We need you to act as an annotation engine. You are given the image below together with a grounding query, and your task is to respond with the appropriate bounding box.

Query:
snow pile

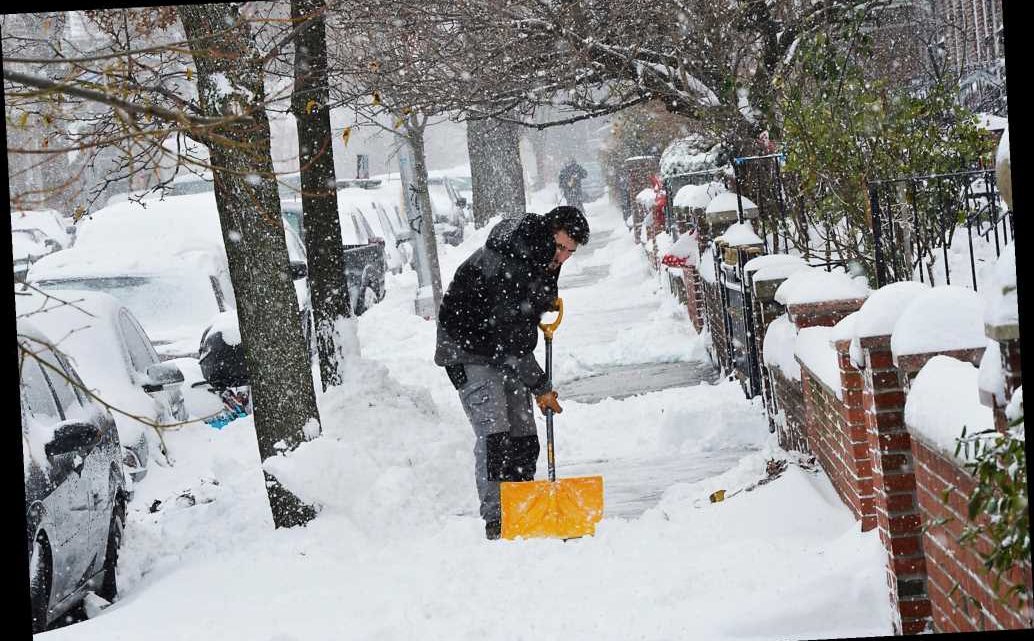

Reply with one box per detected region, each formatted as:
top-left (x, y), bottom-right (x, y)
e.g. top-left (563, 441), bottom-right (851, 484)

top-left (705, 191), bottom-right (757, 218)
top-left (659, 135), bottom-right (723, 178)
top-left (715, 221), bottom-right (763, 247)
top-left (665, 232), bottom-right (700, 264)
top-left (795, 326), bottom-right (842, 398)
top-left (763, 314), bottom-right (801, 381)
top-left (997, 127), bottom-right (1012, 209)
top-left (636, 187), bottom-right (656, 208)
top-left (904, 355), bottom-right (994, 463)
top-left (977, 338), bottom-right (1006, 407)
top-left (853, 281), bottom-right (929, 338)
top-left (1006, 385), bottom-right (1023, 424)
top-left (890, 285), bottom-right (985, 358)
top-left (831, 312), bottom-right (864, 369)
top-left (698, 246), bottom-right (717, 283)
top-left (983, 242), bottom-right (1018, 328)
top-left (774, 268), bottom-right (868, 306)
top-left (743, 253), bottom-right (805, 274)
top-left (673, 182), bottom-right (723, 210)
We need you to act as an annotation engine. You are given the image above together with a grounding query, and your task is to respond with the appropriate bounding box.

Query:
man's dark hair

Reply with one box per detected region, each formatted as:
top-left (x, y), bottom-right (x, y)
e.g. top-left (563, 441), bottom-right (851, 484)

top-left (544, 206), bottom-right (590, 245)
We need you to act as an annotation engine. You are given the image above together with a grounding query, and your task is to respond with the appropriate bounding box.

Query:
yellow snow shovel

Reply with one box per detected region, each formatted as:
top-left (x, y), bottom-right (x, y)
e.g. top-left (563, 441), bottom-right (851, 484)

top-left (500, 298), bottom-right (604, 540)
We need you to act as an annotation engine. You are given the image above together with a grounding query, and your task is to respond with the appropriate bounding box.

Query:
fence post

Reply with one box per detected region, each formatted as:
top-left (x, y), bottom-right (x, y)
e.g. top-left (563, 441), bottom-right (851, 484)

top-left (868, 183), bottom-right (887, 288)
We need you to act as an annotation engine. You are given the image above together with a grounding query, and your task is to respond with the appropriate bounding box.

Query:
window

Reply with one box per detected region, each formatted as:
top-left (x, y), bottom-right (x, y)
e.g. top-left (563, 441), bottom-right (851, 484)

top-left (20, 353), bottom-right (61, 421)
top-left (119, 309), bottom-right (159, 374)
top-left (34, 346), bottom-right (82, 419)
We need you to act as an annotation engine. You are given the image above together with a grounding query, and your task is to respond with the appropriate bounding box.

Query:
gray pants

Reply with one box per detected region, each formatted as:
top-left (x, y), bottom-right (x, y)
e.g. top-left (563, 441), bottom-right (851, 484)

top-left (456, 364), bottom-right (540, 523)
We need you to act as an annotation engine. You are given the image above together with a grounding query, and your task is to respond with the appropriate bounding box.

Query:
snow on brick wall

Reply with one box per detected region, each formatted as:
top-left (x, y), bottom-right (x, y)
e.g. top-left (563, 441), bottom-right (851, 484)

top-left (771, 366), bottom-right (808, 454)
top-left (796, 326), bottom-right (842, 399)
top-left (891, 286), bottom-right (985, 359)
top-left (904, 356), bottom-right (994, 464)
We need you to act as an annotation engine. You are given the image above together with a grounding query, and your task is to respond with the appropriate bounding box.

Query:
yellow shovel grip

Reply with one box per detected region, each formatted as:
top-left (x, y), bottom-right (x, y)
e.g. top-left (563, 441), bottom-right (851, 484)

top-left (539, 297), bottom-right (564, 340)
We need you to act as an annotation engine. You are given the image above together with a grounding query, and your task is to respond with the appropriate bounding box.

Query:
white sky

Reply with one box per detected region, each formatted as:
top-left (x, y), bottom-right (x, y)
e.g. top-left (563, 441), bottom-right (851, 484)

top-left (39, 191), bottom-right (894, 641)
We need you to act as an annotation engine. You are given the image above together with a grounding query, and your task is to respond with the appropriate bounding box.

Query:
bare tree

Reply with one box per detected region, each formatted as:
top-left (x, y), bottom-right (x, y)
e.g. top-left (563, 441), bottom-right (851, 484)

top-left (5, 4), bottom-right (324, 527)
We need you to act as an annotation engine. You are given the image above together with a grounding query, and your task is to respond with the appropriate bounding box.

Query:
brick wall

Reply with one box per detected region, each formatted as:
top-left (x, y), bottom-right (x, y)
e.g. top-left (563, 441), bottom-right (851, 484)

top-left (701, 278), bottom-right (732, 373)
top-left (771, 367), bottom-right (808, 453)
top-left (859, 334), bottom-right (932, 634)
top-left (682, 265), bottom-right (705, 332)
top-left (835, 339), bottom-right (876, 531)
top-left (911, 434), bottom-right (1033, 632)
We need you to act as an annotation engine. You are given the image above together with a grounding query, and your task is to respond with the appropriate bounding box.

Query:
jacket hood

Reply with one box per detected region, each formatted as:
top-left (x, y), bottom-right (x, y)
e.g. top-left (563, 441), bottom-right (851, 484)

top-left (485, 214), bottom-right (554, 270)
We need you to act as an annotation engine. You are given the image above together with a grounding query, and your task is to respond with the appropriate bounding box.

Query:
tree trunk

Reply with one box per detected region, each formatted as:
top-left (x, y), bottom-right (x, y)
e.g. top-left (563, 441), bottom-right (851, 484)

top-left (466, 116), bottom-right (526, 228)
top-left (178, 3), bottom-right (319, 528)
top-left (290, 0), bottom-right (352, 390)
top-left (526, 128), bottom-right (548, 191)
top-left (405, 125), bottom-right (444, 311)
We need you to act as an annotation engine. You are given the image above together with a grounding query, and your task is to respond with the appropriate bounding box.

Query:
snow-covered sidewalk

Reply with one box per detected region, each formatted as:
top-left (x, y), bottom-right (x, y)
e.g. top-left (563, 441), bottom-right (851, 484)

top-left (44, 194), bottom-right (895, 640)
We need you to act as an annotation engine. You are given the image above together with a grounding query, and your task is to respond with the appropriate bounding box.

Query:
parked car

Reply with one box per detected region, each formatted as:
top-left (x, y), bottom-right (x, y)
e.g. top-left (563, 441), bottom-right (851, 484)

top-left (20, 318), bottom-right (128, 632)
top-left (26, 192), bottom-right (313, 360)
top-left (280, 198), bottom-right (387, 316)
top-left (11, 209), bottom-right (76, 249)
top-left (16, 288), bottom-right (189, 483)
top-left (12, 228), bottom-right (62, 281)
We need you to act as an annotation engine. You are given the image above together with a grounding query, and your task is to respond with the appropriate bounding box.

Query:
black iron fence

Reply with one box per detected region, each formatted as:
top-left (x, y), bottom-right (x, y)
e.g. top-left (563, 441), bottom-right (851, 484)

top-left (867, 168), bottom-right (1012, 289)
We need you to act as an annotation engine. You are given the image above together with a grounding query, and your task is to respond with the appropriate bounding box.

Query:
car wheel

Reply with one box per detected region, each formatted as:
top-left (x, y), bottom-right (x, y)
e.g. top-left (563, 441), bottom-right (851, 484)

top-left (96, 500), bottom-right (125, 602)
top-left (30, 534), bottom-right (51, 633)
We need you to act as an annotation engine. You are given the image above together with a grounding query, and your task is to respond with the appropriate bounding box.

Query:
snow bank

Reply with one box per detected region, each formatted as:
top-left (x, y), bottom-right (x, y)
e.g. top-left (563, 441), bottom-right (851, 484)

top-left (795, 326), bottom-right (842, 398)
top-left (636, 187), bottom-right (656, 208)
top-left (774, 268), bottom-right (868, 306)
top-left (904, 355), bottom-right (994, 463)
top-left (666, 232), bottom-right (700, 264)
top-left (890, 285), bottom-right (984, 358)
top-left (743, 253), bottom-right (805, 274)
top-left (763, 314), bottom-right (801, 380)
top-left (698, 246), bottom-right (717, 284)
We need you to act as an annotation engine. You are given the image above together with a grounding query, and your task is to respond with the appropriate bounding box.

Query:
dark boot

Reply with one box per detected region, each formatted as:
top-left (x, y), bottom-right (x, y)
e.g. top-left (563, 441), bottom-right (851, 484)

top-left (485, 519), bottom-right (501, 540)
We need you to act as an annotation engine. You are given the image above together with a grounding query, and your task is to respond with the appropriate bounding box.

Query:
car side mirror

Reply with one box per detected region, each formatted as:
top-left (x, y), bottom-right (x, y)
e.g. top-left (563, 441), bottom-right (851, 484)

top-left (45, 421), bottom-right (102, 457)
top-left (289, 261), bottom-right (308, 280)
top-left (142, 362), bottom-right (185, 393)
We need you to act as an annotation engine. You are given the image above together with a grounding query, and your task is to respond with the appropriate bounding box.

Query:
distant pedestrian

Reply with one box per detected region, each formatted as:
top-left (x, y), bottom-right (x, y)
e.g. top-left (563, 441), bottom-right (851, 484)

top-left (558, 158), bottom-right (588, 212)
top-left (434, 206), bottom-right (590, 539)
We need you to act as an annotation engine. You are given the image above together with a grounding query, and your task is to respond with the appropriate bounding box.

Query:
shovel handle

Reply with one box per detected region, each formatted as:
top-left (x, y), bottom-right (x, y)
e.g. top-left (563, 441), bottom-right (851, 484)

top-left (539, 298), bottom-right (564, 341)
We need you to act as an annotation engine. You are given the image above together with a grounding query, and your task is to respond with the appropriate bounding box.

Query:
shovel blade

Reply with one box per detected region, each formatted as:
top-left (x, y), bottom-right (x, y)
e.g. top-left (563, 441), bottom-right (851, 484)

top-left (500, 476), bottom-right (604, 540)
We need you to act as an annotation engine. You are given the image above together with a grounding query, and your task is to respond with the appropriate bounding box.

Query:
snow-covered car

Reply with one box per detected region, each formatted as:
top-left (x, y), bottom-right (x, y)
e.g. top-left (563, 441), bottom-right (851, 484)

top-left (26, 192), bottom-right (313, 360)
top-left (11, 209), bottom-right (76, 249)
top-left (19, 318), bottom-right (128, 633)
top-left (16, 288), bottom-right (188, 483)
top-left (281, 193), bottom-right (389, 316)
top-left (12, 228), bottom-right (62, 281)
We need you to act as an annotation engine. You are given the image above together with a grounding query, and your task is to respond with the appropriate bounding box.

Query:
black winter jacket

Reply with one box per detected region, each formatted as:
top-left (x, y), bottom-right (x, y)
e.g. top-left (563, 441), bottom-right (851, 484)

top-left (435, 214), bottom-right (559, 391)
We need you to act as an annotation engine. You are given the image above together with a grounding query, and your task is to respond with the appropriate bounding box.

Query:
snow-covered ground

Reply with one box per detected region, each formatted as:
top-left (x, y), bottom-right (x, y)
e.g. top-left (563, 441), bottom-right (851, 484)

top-left (42, 192), bottom-right (894, 640)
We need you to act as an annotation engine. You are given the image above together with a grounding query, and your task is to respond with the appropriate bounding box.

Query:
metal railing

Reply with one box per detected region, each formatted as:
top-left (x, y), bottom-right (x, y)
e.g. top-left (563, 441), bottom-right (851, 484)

top-left (867, 168), bottom-right (1011, 289)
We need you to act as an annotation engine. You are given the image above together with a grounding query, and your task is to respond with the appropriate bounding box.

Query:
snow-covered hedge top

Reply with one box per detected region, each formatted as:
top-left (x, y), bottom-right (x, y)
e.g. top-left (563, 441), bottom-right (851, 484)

top-left (763, 314), bottom-right (800, 381)
top-left (699, 246), bottom-right (717, 283)
top-left (716, 221), bottom-right (764, 247)
top-left (659, 135), bottom-right (722, 178)
top-left (795, 326), bottom-right (842, 398)
top-left (774, 268), bottom-right (868, 306)
top-left (673, 183), bottom-right (722, 210)
top-left (705, 192), bottom-right (757, 217)
top-left (890, 285), bottom-right (985, 358)
top-left (667, 232), bottom-right (700, 262)
top-left (853, 281), bottom-right (929, 339)
top-left (743, 253), bottom-right (805, 274)
top-left (904, 355), bottom-right (994, 464)
top-left (636, 187), bottom-right (656, 208)
top-left (978, 338), bottom-right (1006, 407)
top-left (984, 242), bottom-right (1017, 328)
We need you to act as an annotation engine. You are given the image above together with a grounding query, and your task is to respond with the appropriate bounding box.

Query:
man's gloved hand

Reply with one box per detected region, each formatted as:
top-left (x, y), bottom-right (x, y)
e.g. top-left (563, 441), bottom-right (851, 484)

top-left (535, 390), bottom-right (562, 415)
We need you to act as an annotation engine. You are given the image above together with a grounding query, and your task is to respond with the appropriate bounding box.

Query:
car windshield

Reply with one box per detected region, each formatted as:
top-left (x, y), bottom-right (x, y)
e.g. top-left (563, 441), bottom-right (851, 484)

top-left (33, 275), bottom-right (223, 336)
top-left (448, 176), bottom-right (473, 191)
